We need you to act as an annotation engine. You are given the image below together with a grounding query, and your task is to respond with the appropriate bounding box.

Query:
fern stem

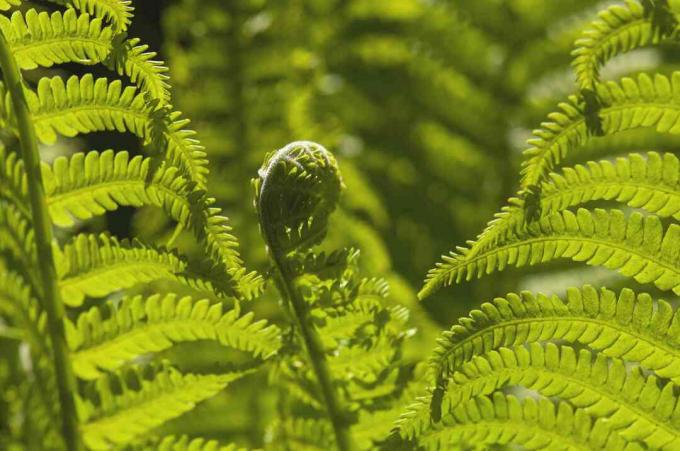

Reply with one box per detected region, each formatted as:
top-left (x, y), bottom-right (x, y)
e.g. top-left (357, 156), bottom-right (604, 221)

top-left (0, 31), bottom-right (82, 451)
top-left (270, 253), bottom-right (353, 451)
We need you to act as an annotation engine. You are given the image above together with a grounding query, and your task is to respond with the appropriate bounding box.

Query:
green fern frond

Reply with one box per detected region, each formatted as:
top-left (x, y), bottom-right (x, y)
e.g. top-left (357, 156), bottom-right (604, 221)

top-left (542, 151), bottom-right (680, 218)
top-left (0, 201), bottom-right (35, 283)
top-left (457, 151), bottom-right (680, 265)
top-left (398, 393), bottom-right (642, 450)
top-left (105, 35), bottom-right (170, 104)
top-left (130, 435), bottom-right (246, 451)
top-left (21, 74), bottom-right (208, 188)
top-left (520, 72), bottom-right (680, 192)
top-left (571, 0), bottom-right (673, 92)
top-left (0, 9), bottom-right (112, 70)
top-left (40, 149), bottom-right (258, 298)
top-left (43, 149), bottom-right (190, 227)
top-left (79, 364), bottom-right (247, 450)
top-left (431, 286), bottom-right (680, 387)
top-left (49, 0), bottom-right (133, 32)
top-left (421, 208), bottom-right (680, 298)
top-left (438, 343), bottom-right (680, 449)
top-left (0, 267), bottom-right (47, 355)
top-left (0, 147), bottom-right (29, 218)
top-left (67, 293), bottom-right (280, 379)
top-left (55, 233), bottom-right (186, 307)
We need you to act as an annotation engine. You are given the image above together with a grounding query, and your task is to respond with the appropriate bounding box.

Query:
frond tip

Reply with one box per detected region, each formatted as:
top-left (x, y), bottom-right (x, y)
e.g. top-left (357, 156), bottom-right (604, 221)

top-left (254, 141), bottom-right (344, 253)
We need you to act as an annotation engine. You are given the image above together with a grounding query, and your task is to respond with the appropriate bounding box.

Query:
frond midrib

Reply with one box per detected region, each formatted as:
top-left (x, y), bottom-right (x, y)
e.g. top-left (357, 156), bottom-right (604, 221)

top-left (432, 315), bottom-right (680, 378)
top-left (446, 366), bottom-right (678, 438)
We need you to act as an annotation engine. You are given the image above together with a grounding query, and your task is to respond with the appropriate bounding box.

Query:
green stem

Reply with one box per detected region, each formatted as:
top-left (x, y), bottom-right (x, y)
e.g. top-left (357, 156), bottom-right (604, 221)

top-left (257, 181), bottom-right (351, 451)
top-left (0, 31), bottom-right (82, 451)
top-left (271, 253), bottom-right (353, 451)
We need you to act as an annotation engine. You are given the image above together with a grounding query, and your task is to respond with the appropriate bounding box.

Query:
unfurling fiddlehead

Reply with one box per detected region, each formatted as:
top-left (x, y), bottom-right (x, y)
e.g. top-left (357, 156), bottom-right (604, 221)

top-left (255, 141), bottom-right (351, 450)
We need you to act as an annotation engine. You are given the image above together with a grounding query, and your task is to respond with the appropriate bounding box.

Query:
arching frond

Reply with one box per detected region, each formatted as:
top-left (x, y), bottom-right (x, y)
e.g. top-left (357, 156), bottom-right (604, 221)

top-left (67, 293), bottom-right (280, 379)
top-left (79, 364), bottom-right (247, 450)
top-left (421, 208), bottom-right (680, 298)
top-left (106, 36), bottom-right (170, 104)
top-left (43, 149), bottom-right (191, 227)
top-left (454, 151), bottom-right (680, 268)
top-left (520, 72), bottom-right (680, 192)
top-left (23, 75), bottom-right (208, 188)
top-left (437, 343), bottom-right (680, 449)
top-left (55, 233), bottom-right (186, 307)
top-left (431, 286), bottom-right (680, 387)
top-left (571, 0), bottom-right (672, 92)
top-left (397, 393), bottom-right (642, 450)
top-left (541, 151), bottom-right (680, 219)
top-left (0, 9), bottom-right (112, 70)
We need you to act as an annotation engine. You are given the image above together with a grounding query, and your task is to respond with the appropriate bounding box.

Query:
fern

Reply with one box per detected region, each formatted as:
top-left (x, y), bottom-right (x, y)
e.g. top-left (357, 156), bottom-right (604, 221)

top-left (0, 1), bottom-right (271, 449)
top-left (78, 364), bottom-right (249, 449)
top-left (67, 293), bottom-right (280, 379)
top-left (411, 0), bottom-right (680, 449)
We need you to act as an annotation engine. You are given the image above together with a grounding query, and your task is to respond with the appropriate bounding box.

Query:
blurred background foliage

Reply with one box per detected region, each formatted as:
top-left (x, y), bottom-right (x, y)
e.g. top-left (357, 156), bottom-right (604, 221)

top-left (18, 0), bottom-right (680, 447)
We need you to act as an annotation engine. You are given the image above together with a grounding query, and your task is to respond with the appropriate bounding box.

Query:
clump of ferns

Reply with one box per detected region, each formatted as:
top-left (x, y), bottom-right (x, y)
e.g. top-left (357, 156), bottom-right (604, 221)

top-left (253, 141), bottom-right (423, 451)
top-left (0, 1), bottom-right (277, 450)
top-left (393, 0), bottom-right (680, 449)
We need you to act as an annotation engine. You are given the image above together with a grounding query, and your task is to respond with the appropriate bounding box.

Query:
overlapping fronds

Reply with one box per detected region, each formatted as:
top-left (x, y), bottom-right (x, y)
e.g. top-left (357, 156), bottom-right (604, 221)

top-left (55, 233), bottom-right (186, 306)
top-left (79, 364), bottom-right (248, 450)
top-left (521, 72), bottom-right (680, 191)
top-left (0, 9), bottom-right (112, 69)
top-left (67, 293), bottom-right (280, 379)
top-left (0, 1), bottom-right (266, 449)
top-left (43, 150), bottom-right (191, 227)
top-left (422, 207), bottom-right (680, 298)
top-left (398, 393), bottom-right (644, 450)
top-left (571, 0), bottom-right (678, 92)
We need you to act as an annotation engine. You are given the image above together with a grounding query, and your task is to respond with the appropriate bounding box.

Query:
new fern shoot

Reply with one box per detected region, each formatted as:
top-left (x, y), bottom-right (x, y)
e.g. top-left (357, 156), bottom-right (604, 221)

top-left (4, 0), bottom-right (680, 450)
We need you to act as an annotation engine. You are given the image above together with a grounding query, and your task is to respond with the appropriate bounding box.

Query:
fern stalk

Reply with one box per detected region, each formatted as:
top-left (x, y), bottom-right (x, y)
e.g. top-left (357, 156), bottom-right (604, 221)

top-left (268, 245), bottom-right (352, 451)
top-left (256, 145), bottom-right (352, 451)
top-left (0, 29), bottom-right (82, 451)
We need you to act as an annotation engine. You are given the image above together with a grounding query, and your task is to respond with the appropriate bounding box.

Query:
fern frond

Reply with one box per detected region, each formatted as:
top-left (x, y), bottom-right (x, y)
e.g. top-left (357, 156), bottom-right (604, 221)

top-left (106, 36), bottom-right (170, 104)
top-left (431, 286), bottom-right (680, 387)
top-left (439, 343), bottom-right (680, 449)
top-left (130, 435), bottom-right (246, 451)
top-left (23, 75), bottom-right (208, 188)
top-left (0, 147), bottom-right (29, 218)
top-left (571, 0), bottom-right (673, 92)
top-left (457, 151), bottom-right (680, 265)
top-left (79, 364), bottom-right (247, 450)
top-left (0, 267), bottom-right (47, 355)
top-left (67, 293), bottom-right (280, 379)
top-left (55, 233), bottom-right (186, 307)
top-left (0, 201), bottom-right (35, 284)
top-left (421, 208), bottom-right (680, 298)
top-left (43, 150), bottom-right (191, 227)
top-left (398, 393), bottom-right (641, 450)
top-left (269, 418), bottom-right (334, 451)
top-left (520, 72), bottom-right (680, 191)
top-left (50, 0), bottom-right (133, 32)
top-left (0, 9), bottom-right (112, 70)
top-left (542, 151), bottom-right (680, 219)
top-left (41, 149), bottom-right (258, 298)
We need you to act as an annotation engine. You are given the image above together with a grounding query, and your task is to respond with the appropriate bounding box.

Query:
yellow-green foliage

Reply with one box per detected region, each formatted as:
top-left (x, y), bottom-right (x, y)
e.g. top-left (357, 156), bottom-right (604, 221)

top-left (5, 0), bottom-right (680, 450)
